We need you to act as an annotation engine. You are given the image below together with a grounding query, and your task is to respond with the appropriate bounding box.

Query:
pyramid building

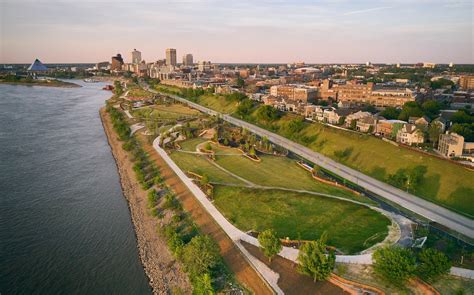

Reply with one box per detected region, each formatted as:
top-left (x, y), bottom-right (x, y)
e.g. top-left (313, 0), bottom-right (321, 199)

top-left (27, 59), bottom-right (48, 72)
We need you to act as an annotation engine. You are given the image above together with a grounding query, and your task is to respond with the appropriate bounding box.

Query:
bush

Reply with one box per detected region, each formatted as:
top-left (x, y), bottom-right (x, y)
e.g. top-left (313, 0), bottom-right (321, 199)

top-left (417, 248), bottom-right (451, 281)
top-left (373, 247), bottom-right (416, 284)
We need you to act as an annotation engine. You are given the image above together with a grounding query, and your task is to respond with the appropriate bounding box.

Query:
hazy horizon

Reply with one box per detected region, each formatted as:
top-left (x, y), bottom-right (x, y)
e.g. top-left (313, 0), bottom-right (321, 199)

top-left (1, 0), bottom-right (473, 64)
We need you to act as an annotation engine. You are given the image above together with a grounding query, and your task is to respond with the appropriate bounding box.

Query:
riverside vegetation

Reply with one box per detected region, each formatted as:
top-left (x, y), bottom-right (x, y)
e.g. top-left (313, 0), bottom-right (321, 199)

top-left (106, 103), bottom-right (240, 294)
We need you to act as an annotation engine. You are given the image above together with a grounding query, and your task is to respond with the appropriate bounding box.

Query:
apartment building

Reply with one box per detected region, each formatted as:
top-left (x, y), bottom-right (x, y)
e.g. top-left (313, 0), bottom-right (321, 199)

top-left (270, 85), bottom-right (317, 103)
top-left (438, 133), bottom-right (474, 158)
top-left (459, 75), bottom-right (474, 90)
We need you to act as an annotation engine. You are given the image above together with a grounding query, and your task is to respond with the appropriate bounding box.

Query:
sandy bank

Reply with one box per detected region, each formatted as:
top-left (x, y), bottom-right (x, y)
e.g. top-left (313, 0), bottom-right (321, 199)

top-left (99, 107), bottom-right (191, 294)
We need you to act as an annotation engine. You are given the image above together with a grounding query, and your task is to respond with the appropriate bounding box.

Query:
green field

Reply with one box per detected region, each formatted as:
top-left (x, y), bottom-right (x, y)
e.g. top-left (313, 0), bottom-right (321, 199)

top-left (197, 95), bottom-right (239, 114)
top-left (132, 104), bottom-right (200, 120)
top-left (261, 114), bottom-right (474, 218)
top-left (213, 186), bottom-right (391, 254)
top-left (215, 152), bottom-right (370, 203)
top-left (169, 151), bottom-right (243, 185)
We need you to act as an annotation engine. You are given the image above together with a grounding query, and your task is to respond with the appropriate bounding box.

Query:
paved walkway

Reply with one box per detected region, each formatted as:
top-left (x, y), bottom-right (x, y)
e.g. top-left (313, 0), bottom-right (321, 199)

top-left (130, 123), bottom-right (144, 135)
top-left (144, 84), bottom-right (474, 239)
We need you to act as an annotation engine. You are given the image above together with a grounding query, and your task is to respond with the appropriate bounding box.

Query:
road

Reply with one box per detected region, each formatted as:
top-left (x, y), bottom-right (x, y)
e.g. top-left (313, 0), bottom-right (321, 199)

top-left (143, 83), bottom-right (474, 239)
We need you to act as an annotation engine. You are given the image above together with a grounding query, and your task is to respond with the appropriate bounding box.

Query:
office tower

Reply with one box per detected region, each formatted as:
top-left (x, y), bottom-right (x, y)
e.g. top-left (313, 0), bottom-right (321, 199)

top-left (166, 48), bottom-right (177, 66)
top-left (131, 49), bottom-right (142, 64)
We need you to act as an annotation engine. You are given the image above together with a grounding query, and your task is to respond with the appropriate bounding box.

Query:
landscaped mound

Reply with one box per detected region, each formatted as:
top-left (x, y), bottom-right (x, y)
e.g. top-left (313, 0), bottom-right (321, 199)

top-left (213, 185), bottom-right (391, 254)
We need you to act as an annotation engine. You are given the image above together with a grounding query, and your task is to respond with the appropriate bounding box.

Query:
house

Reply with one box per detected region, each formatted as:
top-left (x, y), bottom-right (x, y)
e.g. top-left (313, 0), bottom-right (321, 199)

top-left (323, 108), bottom-right (353, 125)
top-left (357, 116), bottom-right (378, 133)
top-left (431, 117), bottom-right (448, 132)
top-left (376, 119), bottom-right (407, 138)
top-left (344, 111), bottom-right (373, 128)
top-left (396, 124), bottom-right (425, 146)
top-left (438, 133), bottom-right (474, 158)
top-left (409, 116), bottom-right (431, 128)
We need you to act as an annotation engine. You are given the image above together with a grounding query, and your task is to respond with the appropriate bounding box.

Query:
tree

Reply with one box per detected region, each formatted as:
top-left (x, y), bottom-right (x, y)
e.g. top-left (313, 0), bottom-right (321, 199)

top-left (350, 119), bottom-right (357, 130)
top-left (451, 123), bottom-right (474, 141)
top-left (380, 107), bottom-right (401, 120)
top-left (297, 233), bottom-right (335, 282)
top-left (428, 122), bottom-right (443, 147)
top-left (182, 235), bottom-right (220, 276)
top-left (236, 99), bottom-right (254, 118)
top-left (422, 100), bottom-right (442, 119)
top-left (205, 142), bottom-right (212, 151)
top-left (373, 247), bottom-right (416, 284)
top-left (255, 105), bottom-right (280, 123)
top-left (417, 248), bottom-right (451, 281)
top-left (258, 229), bottom-right (282, 262)
top-left (451, 110), bottom-right (473, 124)
top-left (398, 101), bottom-right (423, 121)
top-left (363, 104), bottom-right (377, 114)
top-left (236, 77), bottom-right (245, 88)
top-left (193, 273), bottom-right (214, 295)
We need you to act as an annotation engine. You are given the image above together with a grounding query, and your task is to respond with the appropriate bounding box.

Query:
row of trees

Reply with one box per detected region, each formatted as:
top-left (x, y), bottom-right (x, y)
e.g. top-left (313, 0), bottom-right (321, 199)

top-left (258, 229), bottom-right (451, 286)
top-left (107, 104), bottom-right (226, 293)
top-left (373, 246), bottom-right (451, 285)
top-left (258, 230), bottom-right (335, 282)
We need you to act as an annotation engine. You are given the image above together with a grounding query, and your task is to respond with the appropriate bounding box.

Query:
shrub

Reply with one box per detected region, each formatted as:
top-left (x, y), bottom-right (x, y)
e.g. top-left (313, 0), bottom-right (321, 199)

top-left (417, 248), bottom-right (451, 281)
top-left (373, 247), bottom-right (416, 284)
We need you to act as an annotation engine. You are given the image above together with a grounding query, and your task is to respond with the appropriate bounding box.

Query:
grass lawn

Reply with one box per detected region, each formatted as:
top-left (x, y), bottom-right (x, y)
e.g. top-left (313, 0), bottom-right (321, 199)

top-left (132, 104), bottom-right (200, 121)
top-left (197, 94), bottom-right (239, 114)
top-left (178, 138), bottom-right (206, 151)
top-left (268, 116), bottom-right (474, 218)
top-left (213, 186), bottom-right (391, 254)
top-left (169, 151), bottom-right (243, 185)
top-left (215, 153), bottom-right (373, 204)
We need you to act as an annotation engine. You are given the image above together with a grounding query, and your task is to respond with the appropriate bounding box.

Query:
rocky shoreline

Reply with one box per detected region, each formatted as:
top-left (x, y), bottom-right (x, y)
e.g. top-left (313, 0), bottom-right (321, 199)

top-left (99, 107), bottom-right (191, 294)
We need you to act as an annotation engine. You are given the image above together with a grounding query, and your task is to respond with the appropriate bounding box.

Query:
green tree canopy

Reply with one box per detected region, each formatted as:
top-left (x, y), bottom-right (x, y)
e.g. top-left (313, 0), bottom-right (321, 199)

top-left (258, 229), bottom-right (282, 262)
top-left (450, 123), bottom-right (474, 142)
top-left (255, 105), bottom-right (280, 123)
top-left (193, 273), bottom-right (215, 295)
top-left (417, 248), bottom-right (451, 282)
top-left (373, 247), bottom-right (416, 284)
top-left (183, 235), bottom-right (220, 276)
top-left (380, 107), bottom-right (401, 120)
top-left (398, 101), bottom-right (423, 121)
top-left (422, 100), bottom-right (442, 119)
top-left (297, 232), bottom-right (335, 282)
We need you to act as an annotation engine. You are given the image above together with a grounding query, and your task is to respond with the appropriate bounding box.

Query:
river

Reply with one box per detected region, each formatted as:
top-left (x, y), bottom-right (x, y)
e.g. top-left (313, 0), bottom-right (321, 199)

top-left (0, 80), bottom-right (151, 294)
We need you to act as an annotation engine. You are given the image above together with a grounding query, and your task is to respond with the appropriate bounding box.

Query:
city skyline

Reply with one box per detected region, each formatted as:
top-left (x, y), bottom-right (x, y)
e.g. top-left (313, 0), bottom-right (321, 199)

top-left (1, 0), bottom-right (473, 64)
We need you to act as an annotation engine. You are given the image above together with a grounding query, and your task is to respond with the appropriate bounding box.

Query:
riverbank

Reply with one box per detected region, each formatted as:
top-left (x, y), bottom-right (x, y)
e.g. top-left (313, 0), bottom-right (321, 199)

top-left (99, 107), bottom-right (191, 294)
top-left (0, 79), bottom-right (81, 88)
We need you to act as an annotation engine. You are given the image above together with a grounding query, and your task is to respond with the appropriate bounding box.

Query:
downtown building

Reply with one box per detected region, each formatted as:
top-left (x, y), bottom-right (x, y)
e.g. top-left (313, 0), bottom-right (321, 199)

top-left (270, 85), bottom-right (317, 103)
top-left (166, 48), bottom-right (177, 67)
top-left (182, 54), bottom-right (193, 66)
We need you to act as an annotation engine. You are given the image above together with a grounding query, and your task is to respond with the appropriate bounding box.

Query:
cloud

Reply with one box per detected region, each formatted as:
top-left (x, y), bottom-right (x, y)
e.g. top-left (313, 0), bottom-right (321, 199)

top-left (343, 6), bottom-right (392, 16)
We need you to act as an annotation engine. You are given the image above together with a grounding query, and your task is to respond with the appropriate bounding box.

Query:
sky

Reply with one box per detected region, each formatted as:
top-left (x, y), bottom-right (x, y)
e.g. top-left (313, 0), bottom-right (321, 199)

top-left (0, 0), bottom-right (473, 64)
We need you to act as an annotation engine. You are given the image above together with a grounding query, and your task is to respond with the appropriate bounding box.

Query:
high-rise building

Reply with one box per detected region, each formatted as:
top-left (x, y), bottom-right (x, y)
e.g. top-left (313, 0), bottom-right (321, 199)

top-left (166, 48), bottom-right (177, 67)
top-left (111, 53), bottom-right (124, 71)
top-left (182, 54), bottom-right (193, 66)
top-left (131, 49), bottom-right (141, 64)
top-left (459, 75), bottom-right (474, 90)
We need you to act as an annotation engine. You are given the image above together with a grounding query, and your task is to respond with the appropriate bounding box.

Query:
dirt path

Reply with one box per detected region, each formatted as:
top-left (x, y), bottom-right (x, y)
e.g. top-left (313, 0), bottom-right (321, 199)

top-left (241, 241), bottom-right (347, 295)
top-left (100, 108), bottom-right (192, 294)
top-left (137, 133), bottom-right (273, 295)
